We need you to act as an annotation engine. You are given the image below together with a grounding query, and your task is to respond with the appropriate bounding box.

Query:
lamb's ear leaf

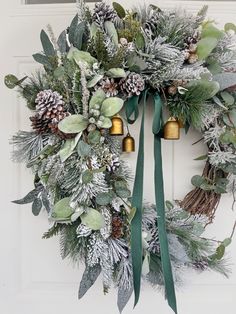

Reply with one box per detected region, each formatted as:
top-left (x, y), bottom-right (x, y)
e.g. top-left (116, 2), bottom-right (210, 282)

top-left (57, 30), bottom-right (69, 53)
top-left (101, 97), bottom-right (124, 117)
top-left (12, 189), bottom-right (39, 205)
top-left (69, 14), bottom-right (79, 45)
top-left (104, 21), bottom-right (118, 46)
top-left (40, 30), bottom-right (55, 56)
top-left (32, 198), bottom-right (42, 216)
top-left (32, 53), bottom-right (52, 68)
top-left (197, 37), bottom-right (218, 60)
top-left (80, 208), bottom-right (105, 230)
top-left (58, 114), bottom-right (88, 134)
top-left (78, 265), bottom-right (101, 299)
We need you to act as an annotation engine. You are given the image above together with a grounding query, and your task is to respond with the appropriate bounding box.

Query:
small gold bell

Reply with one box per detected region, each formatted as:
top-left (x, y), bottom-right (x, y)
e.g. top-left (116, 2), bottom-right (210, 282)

top-left (122, 133), bottom-right (135, 152)
top-left (164, 117), bottom-right (180, 140)
top-left (109, 115), bottom-right (124, 136)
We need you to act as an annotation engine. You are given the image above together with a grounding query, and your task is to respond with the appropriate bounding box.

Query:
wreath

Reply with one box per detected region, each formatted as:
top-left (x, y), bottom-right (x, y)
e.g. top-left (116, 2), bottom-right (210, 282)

top-left (5, 1), bottom-right (236, 313)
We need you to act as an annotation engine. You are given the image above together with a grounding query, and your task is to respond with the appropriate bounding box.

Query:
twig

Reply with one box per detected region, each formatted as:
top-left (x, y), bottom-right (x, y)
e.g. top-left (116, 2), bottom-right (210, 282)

top-left (230, 220), bottom-right (236, 240)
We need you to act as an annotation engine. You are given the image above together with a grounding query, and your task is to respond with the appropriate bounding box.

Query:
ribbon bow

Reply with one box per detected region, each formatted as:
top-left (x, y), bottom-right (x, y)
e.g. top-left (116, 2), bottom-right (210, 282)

top-left (126, 90), bottom-right (177, 314)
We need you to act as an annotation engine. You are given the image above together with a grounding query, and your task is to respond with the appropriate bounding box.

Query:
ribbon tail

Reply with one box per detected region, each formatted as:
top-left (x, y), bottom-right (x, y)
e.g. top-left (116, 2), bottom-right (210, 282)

top-left (130, 90), bottom-right (148, 307)
top-left (152, 94), bottom-right (178, 314)
top-left (154, 135), bottom-right (177, 314)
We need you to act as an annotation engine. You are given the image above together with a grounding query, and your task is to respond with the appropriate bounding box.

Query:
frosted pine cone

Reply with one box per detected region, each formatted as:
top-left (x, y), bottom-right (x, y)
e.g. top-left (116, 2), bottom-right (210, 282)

top-left (111, 215), bottom-right (123, 239)
top-left (120, 73), bottom-right (145, 98)
top-left (30, 89), bottom-right (70, 138)
top-left (92, 2), bottom-right (117, 25)
top-left (98, 77), bottom-right (119, 97)
top-left (193, 260), bottom-right (209, 271)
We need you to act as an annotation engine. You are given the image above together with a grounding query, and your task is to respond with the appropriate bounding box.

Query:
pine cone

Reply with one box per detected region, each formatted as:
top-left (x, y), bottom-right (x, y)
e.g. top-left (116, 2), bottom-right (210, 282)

top-left (30, 89), bottom-right (71, 138)
top-left (92, 2), bottom-right (117, 25)
top-left (120, 73), bottom-right (145, 98)
top-left (193, 260), bottom-right (209, 271)
top-left (111, 215), bottom-right (123, 239)
top-left (98, 77), bottom-right (119, 97)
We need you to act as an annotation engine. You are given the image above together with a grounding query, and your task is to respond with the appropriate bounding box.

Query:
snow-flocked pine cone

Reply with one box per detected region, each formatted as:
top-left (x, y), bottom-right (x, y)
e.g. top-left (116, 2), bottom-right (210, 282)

top-left (111, 215), bottom-right (123, 239)
top-left (120, 73), bottom-right (145, 98)
top-left (92, 2), bottom-right (117, 25)
top-left (97, 77), bottom-right (119, 97)
top-left (30, 89), bottom-right (71, 138)
top-left (192, 260), bottom-right (209, 271)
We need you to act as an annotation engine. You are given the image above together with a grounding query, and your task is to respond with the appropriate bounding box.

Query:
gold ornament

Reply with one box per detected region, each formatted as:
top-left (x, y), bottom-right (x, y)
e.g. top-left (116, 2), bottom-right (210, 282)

top-left (109, 115), bottom-right (124, 136)
top-left (122, 133), bottom-right (135, 152)
top-left (164, 117), bottom-right (180, 140)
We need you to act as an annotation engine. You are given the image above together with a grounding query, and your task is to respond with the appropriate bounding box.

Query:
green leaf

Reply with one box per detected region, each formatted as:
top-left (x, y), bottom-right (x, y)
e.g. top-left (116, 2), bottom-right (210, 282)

top-left (74, 22), bottom-right (86, 50)
top-left (68, 47), bottom-right (97, 67)
top-left (185, 80), bottom-right (220, 103)
top-left (165, 200), bottom-right (174, 210)
top-left (207, 59), bottom-right (222, 75)
top-left (201, 23), bottom-right (224, 40)
top-left (51, 197), bottom-right (73, 220)
top-left (101, 97), bottom-right (124, 117)
top-left (4, 74), bottom-right (26, 89)
top-left (100, 117), bottom-right (112, 128)
top-left (200, 183), bottom-right (215, 191)
top-left (116, 188), bottom-right (131, 198)
top-left (58, 114), bottom-right (88, 134)
top-left (221, 91), bottom-right (235, 106)
top-left (54, 66), bottom-right (65, 79)
top-left (127, 54), bottom-right (147, 72)
top-left (77, 141), bottom-right (91, 157)
top-left (128, 207), bottom-right (136, 223)
top-left (59, 133), bottom-right (82, 162)
top-left (222, 238), bottom-right (232, 247)
top-left (89, 89), bottom-right (106, 109)
top-left (33, 53), bottom-right (52, 68)
top-left (88, 130), bottom-right (101, 145)
top-left (223, 109), bottom-right (236, 127)
top-left (112, 2), bottom-right (126, 18)
top-left (68, 14), bottom-right (78, 45)
top-left (82, 170), bottom-right (93, 184)
top-left (194, 154), bottom-right (208, 161)
top-left (197, 37), bottom-right (218, 60)
top-left (104, 21), bottom-right (118, 47)
top-left (57, 30), bottom-right (69, 53)
top-left (90, 22), bottom-right (99, 39)
top-left (135, 32), bottom-right (145, 50)
top-left (192, 223), bottom-right (205, 236)
top-left (213, 73), bottom-right (236, 91)
top-left (32, 198), bottom-right (42, 216)
top-left (215, 244), bottom-right (225, 260)
top-left (191, 175), bottom-right (205, 187)
top-left (225, 23), bottom-right (236, 33)
top-left (96, 192), bottom-right (113, 205)
top-left (12, 189), bottom-right (39, 205)
top-left (81, 208), bottom-right (105, 230)
top-left (40, 30), bottom-right (55, 56)
top-left (106, 68), bottom-right (126, 78)
top-left (87, 74), bottom-right (104, 88)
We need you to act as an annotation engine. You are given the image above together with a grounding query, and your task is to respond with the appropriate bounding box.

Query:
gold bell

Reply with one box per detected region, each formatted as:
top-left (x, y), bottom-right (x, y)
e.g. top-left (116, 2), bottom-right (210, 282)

top-left (109, 114), bottom-right (124, 136)
top-left (163, 117), bottom-right (180, 140)
top-left (122, 133), bottom-right (135, 152)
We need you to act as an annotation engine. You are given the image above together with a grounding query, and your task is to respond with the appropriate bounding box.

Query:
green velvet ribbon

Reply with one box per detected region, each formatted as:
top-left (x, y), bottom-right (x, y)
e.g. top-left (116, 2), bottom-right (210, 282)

top-left (126, 90), bottom-right (177, 314)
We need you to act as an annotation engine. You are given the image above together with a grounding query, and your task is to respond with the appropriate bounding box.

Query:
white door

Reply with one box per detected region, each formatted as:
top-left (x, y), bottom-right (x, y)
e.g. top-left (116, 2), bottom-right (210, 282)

top-left (0, 1), bottom-right (236, 314)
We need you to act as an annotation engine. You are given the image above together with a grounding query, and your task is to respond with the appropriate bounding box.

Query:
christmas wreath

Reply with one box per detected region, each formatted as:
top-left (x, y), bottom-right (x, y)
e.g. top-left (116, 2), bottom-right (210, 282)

top-left (5, 1), bottom-right (236, 313)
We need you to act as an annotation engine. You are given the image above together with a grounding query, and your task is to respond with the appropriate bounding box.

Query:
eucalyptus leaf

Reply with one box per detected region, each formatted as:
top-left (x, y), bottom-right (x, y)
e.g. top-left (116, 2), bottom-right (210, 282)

top-left (82, 170), bottom-right (93, 184)
top-left (223, 109), bottom-right (236, 127)
top-left (88, 130), bottom-right (101, 145)
top-left (58, 114), bottom-right (88, 134)
top-left (4, 74), bottom-right (19, 89)
top-left (221, 91), bottom-right (235, 106)
top-left (215, 244), bottom-right (225, 260)
top-left (112, 2), bottom-right (126, 18)
top-left (191, 175), bottom-right (205, 188)
top-left (104, 21), bottom-right (118, 47)
top-left (197, 37), bottom-right (218, 60)
top-left (51, 197), bottom-right (73, 220)
top-left (40, 30), bottom-right (55, 56)
top-left (87, 74), bottom-right (104, 88)
top-left (201, 23), bottom-right (224, 40)
top-left (101, 97), bottom-right (124, 117)
top-left (59, 133), bottom-right (82, 162)
top-left (96, 192), bottom-right (113, 205)
top-left (68, 47), bottom-right (97, 67)
top-left (81, 208), bottom-right (105, 230)
top-left (89, 89), bottom-right (106, 109)
top-left (32, 198), bottom-right (42, 216)
top-left (77, 141), bottom-right (91, 157)
top-left (101, 117), bottom-right (112, 128)
top-left (79, 265), bottom-right (102, 299)
top-left (222, 238), bottom-right (232, 247)
top-left (106, 68), bottom-right (126, 78)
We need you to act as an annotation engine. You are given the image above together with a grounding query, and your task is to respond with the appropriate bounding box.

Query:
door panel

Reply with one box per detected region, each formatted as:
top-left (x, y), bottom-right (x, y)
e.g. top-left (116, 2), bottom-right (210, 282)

top-left (0, 1), bottom-right (235, 313)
